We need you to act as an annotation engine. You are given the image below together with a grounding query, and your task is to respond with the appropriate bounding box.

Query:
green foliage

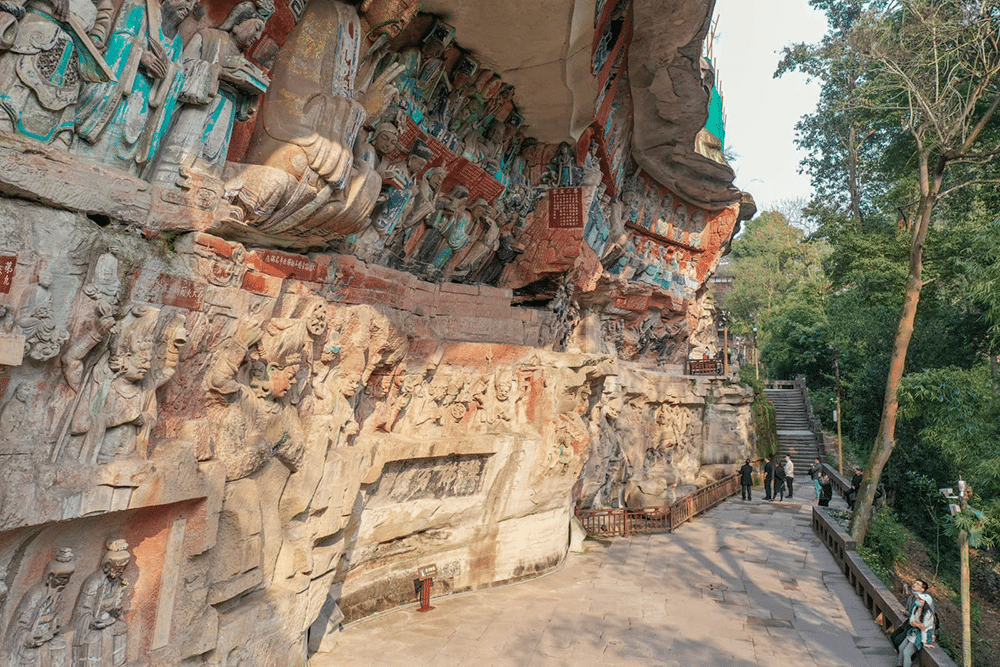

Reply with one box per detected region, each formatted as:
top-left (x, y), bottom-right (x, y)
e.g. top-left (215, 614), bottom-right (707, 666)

top-left (761, 288), bottom-right (832, 389)
top-left (858, 546), bottom-right (894, 587)
top-left (721, 211), bottom-right (827, 334)
top-left (862, 505), bottom-right (909, 576)
top-left (741, 367), bottom-right (778, 458)
top-left (746, 0), bottom-right (1000, 554)
top-left (898, 366), bottom-right (1000, 502)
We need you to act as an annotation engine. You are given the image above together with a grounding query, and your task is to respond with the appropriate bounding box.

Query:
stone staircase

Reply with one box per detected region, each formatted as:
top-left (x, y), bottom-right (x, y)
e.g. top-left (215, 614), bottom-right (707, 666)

top-left (764, 387), bottom-right (821, 475)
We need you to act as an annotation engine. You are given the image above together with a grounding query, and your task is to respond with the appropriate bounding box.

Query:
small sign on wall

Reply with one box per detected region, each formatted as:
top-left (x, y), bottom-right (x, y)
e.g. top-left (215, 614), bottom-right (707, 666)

top-left (0, 255), bottom-right (16, 294)
top-left (548, 188), bottom-right (584, 229)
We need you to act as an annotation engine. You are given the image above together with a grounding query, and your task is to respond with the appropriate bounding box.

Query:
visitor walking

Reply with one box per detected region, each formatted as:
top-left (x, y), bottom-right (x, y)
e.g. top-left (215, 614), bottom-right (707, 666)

top-left (739, 459), bottom-right (754, 501)
top-left (808, 458), bottom-right (823, 502)
top-left (773, 458), bottom-right (786, 501)
top-left (783, 454), bottom-right (795, 499)
top-left (763, 456), bottom-right (774, 501)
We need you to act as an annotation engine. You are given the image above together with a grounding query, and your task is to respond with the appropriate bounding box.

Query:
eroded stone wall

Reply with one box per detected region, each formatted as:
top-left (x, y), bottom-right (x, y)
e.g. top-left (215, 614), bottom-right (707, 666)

top-left (0, 200), bottom-right (751, 665)
top-left (0, 0), bottom-right (751, 664)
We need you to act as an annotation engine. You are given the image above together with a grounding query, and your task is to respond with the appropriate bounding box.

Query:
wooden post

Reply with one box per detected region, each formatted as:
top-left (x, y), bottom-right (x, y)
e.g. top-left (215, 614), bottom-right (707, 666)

top-left (960, 528), bottom-right (971, 667)
top-left (723, 321), bottom-right (729, 376)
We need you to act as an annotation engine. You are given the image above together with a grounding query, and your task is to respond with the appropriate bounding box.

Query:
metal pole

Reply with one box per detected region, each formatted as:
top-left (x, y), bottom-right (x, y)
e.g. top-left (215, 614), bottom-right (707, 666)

top-left (834, 346), bottom-right (843, 475)
top-left (958, 484), bottom-right (972, 667)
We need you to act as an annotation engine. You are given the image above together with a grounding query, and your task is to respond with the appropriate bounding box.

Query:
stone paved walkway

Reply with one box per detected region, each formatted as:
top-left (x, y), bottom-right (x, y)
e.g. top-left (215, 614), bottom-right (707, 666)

top-left (310, 490), bottom-right (899, 666)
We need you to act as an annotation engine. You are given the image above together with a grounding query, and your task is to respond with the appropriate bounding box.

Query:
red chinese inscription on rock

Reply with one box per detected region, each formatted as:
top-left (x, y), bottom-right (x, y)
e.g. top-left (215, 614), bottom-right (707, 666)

top-left (548, 188), bottom-right (584, 229)
top-left (0, 256), bottom-right (15, 294)
top-left (614, 293), bottom-right (651, 312)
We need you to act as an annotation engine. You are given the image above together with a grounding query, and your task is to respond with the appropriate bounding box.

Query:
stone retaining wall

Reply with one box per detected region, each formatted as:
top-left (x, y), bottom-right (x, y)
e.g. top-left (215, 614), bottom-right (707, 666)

top-left (811, 508), bottom-right (958, 667)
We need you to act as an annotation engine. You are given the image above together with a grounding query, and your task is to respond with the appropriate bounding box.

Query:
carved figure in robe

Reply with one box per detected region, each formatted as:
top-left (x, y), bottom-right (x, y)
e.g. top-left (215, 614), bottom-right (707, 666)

top-left (455, 69), bottom-right (499, 136)
top-left (72, 0), bottom-right (196, 174)
top-left (484, 368), bottom-right (513, 427)
top-left (61, 306), bottom-right (187, 464)
top-left (2, 548), bottom-right (75, 667)
top-left (19, 299), bottom-right (68, 362)
top-left (148, 0), bottom-right (270, 190)
top-left (70, 539), bottom-right (130, 667)
top-left (430, 192), bottom-right (472, 272)
top-left (0, 0), bottom-right (113, 145)
top-left (222, 0), bottom-right (403, 241)
top-left (549, 376), bottom-right (591, 471)
top-left (671, 201), bottom-right (688, 242)
top-left (353, 132), bottom-right (430, 260)
top-left (206, 319), bottom-right (305, 479)
top-left (388, 18), bottom-right (452, 120)
top-left (542, 142), bottom-right (575, 188)
top-left (412, 183), bottom-right (468, 268)
top-left (453, 197), bottom-right (497, 279)
top-left (475, 214), bottom-right (522, 287)
top-left (300, 324), bottom-right (354, 449)
top-left (437, 54), bottom-right (477, 124)
top-left (385, 164), bottom-right (445, 267)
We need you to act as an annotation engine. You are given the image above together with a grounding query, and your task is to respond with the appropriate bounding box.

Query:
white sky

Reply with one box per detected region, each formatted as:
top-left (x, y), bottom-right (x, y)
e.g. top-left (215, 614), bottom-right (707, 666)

top-left (711, 0), bottom-right (830, 212)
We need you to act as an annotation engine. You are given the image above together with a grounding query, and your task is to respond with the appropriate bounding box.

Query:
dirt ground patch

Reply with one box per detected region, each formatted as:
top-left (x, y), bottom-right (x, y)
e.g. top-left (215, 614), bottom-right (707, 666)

top-left (891, 538), bottom-right (1000, 666)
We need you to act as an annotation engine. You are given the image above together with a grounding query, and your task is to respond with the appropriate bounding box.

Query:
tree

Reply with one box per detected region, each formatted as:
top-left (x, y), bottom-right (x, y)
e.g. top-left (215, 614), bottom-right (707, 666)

top-left (842, 0), bottom-right (1000, 546)
top-left (720, 211), bottom-right (825, 331)
top-left (776, 0), bottom-right (895, 228)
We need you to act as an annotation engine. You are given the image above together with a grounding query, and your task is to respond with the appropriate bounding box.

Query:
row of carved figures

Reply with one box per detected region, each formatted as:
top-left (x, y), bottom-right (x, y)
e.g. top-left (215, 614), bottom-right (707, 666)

top-left (0, 0), bottom-right (590, 269)
top-left (0, 541), bottom-right (131, 667)
top-left (0, 0), bottom-right (270, 185)
top-left (0, 263), bottom-right (546, 481)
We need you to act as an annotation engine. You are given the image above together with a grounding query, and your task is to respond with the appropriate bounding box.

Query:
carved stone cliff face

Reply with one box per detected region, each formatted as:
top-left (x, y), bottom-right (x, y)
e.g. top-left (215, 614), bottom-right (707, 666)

top-left (0, 0), bottom-right (753, 664)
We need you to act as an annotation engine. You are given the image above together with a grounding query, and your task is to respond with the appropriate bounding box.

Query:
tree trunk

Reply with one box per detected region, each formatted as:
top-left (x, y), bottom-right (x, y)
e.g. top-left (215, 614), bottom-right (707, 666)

top-left (849, 152), bottom-right (944, 545)
top-left (848, 124), bottom-right (863, 228)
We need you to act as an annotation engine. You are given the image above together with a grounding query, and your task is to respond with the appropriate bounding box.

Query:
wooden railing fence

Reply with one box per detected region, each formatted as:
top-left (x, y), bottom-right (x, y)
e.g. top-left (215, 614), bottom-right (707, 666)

top-left (575, 474), bottom-right (739, 537)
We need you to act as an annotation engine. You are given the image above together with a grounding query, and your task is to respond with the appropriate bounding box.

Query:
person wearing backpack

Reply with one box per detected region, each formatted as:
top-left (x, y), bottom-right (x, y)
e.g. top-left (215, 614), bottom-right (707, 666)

top-left (895, 579), bottom-right (935, 667)
top-left (808, 458), bottom-right (823, 502)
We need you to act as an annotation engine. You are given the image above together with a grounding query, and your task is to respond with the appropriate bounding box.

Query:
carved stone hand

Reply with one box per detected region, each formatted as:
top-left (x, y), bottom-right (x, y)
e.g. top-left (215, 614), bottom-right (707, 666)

top-left (141, 40), bottom-right (169, 79)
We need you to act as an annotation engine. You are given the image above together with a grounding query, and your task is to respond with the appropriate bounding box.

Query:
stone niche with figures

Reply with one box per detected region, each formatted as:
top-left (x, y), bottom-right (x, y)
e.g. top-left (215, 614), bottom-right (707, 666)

top-left (0, 0), bottom-right (753, 664)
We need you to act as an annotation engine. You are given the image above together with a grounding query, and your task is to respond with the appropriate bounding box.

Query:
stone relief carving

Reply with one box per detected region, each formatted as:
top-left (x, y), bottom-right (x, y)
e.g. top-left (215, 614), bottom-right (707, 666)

top-left (0, 0), bottom-right (114, 146)
top-left (221, 0), bottom-right (403, 243)
top-left (0, 0), bottom-right (752, 662)
top-left (148, 0), bottom-right (272, 194)
top-left (72, 0), bottom-right (197, 174)
top-left (206, 317), bottom-right (305, 480)
top-left (1, 548), bottom-right (75, 667)
top-left (19, 298), bottom-right (68, 362)
top-left (70, 539), bottom-right (131, 667)
top-left (54, 306), bottom-right (187, 463)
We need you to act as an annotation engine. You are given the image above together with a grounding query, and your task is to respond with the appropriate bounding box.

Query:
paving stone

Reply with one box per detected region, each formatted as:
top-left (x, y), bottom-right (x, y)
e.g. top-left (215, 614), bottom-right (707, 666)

top-left (310, 497), bottom-right (900, 666)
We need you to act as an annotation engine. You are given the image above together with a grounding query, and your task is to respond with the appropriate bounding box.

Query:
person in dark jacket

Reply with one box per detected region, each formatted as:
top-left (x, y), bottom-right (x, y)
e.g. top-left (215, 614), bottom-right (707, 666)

top-left (773, 459), bottom-right (786, 501)
top-left (763, 456), bottom-right (774, 501)
top-left (847, 465), bottom-right (863, 509)
top-left (818, 473), bottom-right (833, 506)
top-left (739, 459), bottom-right (754, 501)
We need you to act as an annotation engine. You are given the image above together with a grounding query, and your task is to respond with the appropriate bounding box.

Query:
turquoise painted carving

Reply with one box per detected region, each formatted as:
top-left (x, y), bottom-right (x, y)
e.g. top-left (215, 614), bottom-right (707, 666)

top-left (72, 0), bottom-right (196, 175)
top-left (148, 0), bottom-right (271, 190)
top-left (0, 0), bottom-right (114, 144)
